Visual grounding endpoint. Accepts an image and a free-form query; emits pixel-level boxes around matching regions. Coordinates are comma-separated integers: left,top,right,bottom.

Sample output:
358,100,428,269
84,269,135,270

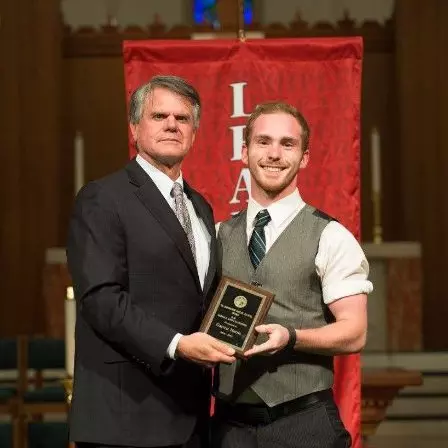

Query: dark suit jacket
66,158,218,447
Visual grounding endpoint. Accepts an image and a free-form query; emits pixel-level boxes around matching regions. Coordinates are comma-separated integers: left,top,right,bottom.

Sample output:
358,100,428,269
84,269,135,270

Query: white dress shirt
244,189,372,304
136,155,210,358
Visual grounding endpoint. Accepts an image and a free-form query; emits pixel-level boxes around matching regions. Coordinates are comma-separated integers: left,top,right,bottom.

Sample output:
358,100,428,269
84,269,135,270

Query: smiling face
242,112,309,205
130,87,196,180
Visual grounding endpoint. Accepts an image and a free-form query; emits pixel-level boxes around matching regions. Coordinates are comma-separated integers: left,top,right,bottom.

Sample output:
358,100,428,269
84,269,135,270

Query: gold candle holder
61,377,73,406
372,191,383,244
61,376,75,448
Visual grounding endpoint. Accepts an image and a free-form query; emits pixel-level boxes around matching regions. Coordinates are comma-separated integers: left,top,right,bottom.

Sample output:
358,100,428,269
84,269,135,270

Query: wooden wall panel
60,58,129,242
0,0,61,336
396,0,448,349
360,52,400,242
0,0,22,336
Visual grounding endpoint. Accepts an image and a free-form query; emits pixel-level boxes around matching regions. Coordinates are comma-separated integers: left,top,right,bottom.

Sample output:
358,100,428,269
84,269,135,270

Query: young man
67,75,235,448
214,102,372,447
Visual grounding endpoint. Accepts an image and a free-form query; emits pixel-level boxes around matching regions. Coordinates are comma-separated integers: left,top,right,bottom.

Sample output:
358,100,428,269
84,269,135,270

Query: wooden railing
62,12,394,58
362,368,423,438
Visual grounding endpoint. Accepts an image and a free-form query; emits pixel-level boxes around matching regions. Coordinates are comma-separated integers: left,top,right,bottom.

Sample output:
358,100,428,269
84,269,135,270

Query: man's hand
176,333,236,368
244,324,291,357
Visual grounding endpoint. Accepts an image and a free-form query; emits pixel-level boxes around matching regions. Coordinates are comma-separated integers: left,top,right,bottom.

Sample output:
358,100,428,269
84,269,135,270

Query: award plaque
200,276,274,357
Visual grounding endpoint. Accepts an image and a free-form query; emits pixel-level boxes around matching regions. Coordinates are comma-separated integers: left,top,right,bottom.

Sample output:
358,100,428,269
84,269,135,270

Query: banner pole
237,0,245,41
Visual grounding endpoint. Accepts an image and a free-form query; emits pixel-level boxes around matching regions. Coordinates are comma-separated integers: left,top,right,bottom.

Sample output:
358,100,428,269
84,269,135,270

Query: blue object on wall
193,1,253,26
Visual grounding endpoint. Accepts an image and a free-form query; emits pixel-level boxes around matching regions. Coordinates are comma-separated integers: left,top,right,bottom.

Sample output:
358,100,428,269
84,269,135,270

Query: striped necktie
248,209,271,269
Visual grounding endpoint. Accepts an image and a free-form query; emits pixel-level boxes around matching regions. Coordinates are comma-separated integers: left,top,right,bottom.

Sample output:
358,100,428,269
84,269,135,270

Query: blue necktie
248,209,271,269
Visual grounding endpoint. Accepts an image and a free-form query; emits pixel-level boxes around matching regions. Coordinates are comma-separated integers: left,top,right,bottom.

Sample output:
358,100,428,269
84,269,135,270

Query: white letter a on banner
229,168,251,204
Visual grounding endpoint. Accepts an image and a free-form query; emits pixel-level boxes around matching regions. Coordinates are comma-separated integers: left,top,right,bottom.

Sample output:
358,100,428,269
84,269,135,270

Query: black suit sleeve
67,182,176,375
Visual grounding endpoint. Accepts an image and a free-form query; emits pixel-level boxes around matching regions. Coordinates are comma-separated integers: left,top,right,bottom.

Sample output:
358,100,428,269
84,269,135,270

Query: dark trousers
212,390,351,448
76,430,205,448
76,435,202,448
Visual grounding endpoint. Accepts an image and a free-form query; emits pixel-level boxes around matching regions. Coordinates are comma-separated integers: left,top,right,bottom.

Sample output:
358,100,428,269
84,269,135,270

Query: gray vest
218,204,334,406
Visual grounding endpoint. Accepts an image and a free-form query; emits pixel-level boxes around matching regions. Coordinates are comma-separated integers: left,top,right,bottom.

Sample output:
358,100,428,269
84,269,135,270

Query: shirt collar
246,189,305,232
136,154,183,202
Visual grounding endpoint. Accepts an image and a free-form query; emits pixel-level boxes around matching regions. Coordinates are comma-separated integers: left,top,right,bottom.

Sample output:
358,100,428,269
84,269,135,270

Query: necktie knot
171,182,183,200
249,209,271,269
254,209,271,229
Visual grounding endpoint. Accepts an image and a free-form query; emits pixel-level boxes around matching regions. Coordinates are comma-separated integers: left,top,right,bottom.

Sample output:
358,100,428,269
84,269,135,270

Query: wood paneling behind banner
60,58,130,238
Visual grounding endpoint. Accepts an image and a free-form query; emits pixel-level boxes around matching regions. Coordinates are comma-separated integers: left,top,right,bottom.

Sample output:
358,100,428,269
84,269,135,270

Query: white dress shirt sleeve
166,333,183,359
316,221,373,304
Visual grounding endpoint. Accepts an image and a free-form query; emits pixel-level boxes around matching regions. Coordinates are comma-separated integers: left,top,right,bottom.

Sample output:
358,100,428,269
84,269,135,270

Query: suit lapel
184,182,217,297
203,236,217,296
126,159,201,292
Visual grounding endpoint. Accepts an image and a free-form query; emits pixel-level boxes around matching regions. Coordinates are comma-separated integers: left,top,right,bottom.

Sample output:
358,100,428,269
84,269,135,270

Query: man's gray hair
128,75,201,129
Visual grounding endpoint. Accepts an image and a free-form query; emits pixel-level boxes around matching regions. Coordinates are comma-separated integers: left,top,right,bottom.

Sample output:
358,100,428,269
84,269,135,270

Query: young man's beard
252,164,299,197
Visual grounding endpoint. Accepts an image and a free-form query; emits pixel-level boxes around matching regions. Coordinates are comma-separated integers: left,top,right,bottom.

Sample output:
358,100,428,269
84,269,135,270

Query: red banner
124,37,363,447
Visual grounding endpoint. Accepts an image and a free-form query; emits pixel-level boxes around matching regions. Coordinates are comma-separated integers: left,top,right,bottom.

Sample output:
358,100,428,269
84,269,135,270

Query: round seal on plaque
234,295,247,309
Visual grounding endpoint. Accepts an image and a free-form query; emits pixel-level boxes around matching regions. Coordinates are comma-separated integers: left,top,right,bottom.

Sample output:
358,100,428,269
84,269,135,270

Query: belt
215,389,332,426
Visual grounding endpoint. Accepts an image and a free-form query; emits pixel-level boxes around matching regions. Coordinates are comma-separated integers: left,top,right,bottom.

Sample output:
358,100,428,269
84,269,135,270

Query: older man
67,75,235,448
